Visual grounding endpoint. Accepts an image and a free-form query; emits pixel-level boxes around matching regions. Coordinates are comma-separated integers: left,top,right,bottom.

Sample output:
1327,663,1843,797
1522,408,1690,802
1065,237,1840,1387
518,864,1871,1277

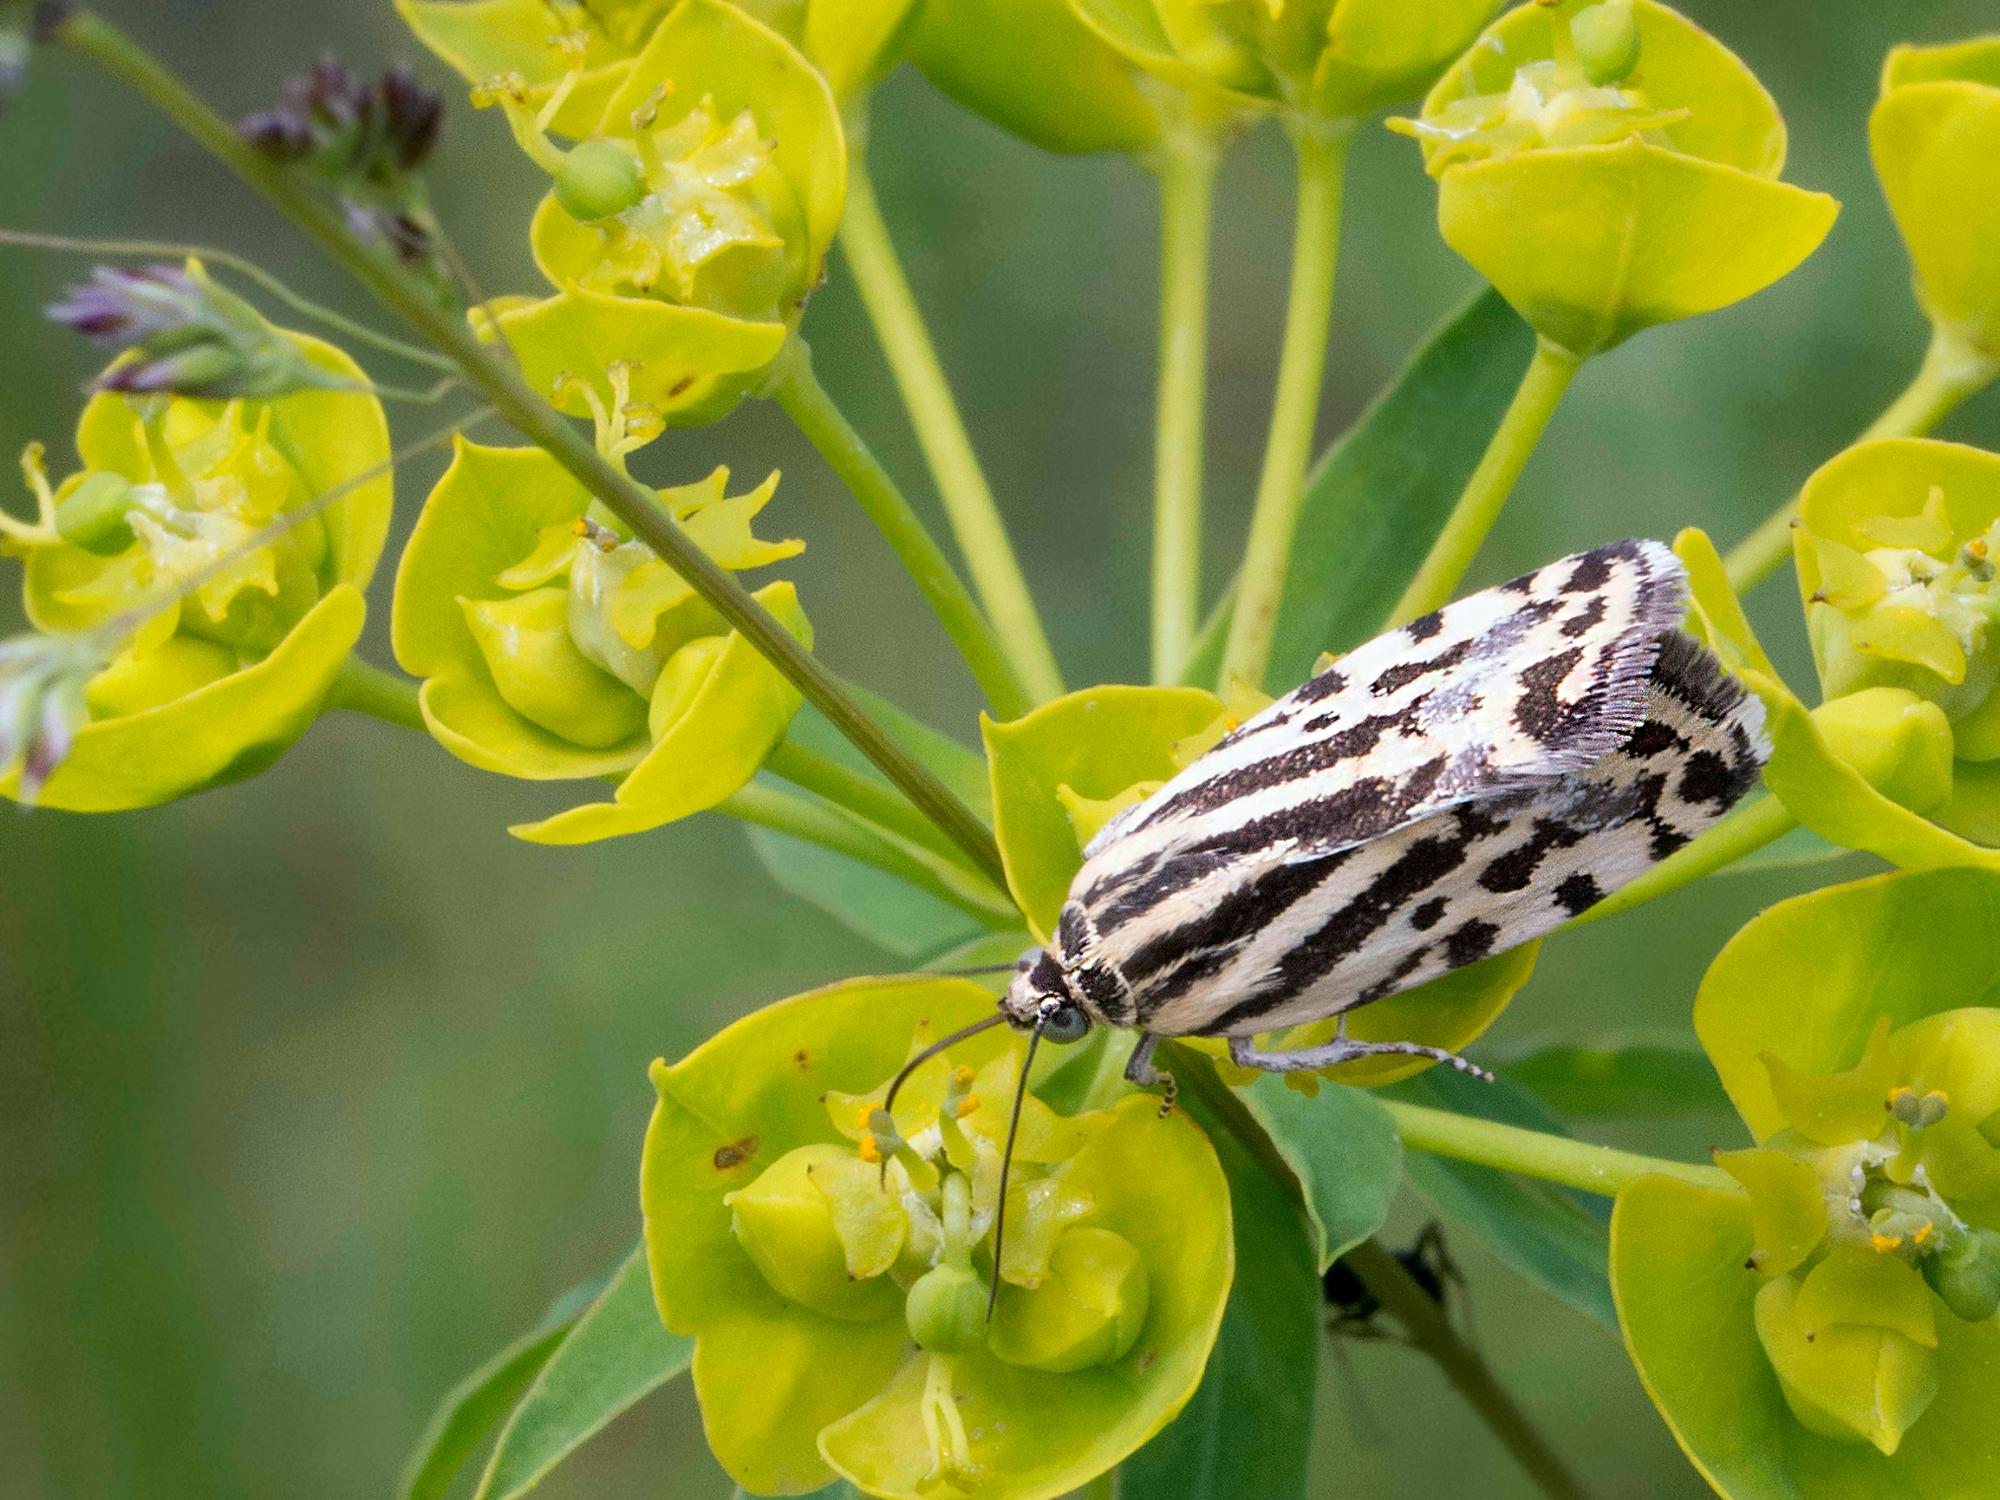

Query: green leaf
747,825,987,959
1192,287,1535,690
397,1272,611,1500
1239,1074,1402,1271
1390,1067,1616,1332
474,1248,692,1500
1494,1038,1735,1118
1122,1074,1318,1500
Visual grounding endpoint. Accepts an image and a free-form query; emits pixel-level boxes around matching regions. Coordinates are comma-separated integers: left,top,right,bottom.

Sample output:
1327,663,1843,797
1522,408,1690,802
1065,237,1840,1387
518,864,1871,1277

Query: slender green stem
51,10,1008,890
326,657,425,731
1147,131,1220,682
1390,337,1582,626
1723,325,2000,594
765,340,1034,722
1222,120,1353,691
719,781,1018,930
0,226,458,371
1343,1239,1593,1500
1567,793,1798,929
764,738,984,877
837,139,1064,704
1380,1097,1734,1197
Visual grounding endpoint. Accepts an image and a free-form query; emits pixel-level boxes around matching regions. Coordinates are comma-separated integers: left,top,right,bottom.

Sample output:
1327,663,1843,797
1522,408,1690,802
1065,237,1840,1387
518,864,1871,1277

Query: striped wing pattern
1059,540,1768,1039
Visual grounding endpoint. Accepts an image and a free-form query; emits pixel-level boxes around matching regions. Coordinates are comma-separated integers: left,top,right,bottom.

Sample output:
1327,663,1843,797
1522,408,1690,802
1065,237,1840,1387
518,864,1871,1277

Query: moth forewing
1048,539,1768,1055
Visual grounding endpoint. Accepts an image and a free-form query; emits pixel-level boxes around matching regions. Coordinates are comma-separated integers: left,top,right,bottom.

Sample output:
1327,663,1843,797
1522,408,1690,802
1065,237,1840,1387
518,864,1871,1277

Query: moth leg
1226,1033,1494,1083
1123,1033,1178,1117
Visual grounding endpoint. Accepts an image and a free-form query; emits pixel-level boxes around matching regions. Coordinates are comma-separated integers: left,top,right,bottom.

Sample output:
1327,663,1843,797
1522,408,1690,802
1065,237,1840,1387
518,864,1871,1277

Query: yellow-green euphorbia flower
1614,868,2000,1491
1393,0,1837,358
0,333,389,810
402,0,909,125
981,682,1537,1088
391,428,808,845
643,975,1232,1498
461,0,843,432
1873,37,2000,374
1071,0,1502,123
1674,523,2000,875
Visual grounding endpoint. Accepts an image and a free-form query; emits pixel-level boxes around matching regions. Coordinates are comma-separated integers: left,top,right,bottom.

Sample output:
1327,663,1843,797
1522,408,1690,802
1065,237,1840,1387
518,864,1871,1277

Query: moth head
999,950,1093,1044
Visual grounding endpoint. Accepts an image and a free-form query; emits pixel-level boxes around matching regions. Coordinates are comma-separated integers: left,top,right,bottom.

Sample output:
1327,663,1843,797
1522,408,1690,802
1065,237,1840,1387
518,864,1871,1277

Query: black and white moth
995,537,1766,1086
889,537,1769,1309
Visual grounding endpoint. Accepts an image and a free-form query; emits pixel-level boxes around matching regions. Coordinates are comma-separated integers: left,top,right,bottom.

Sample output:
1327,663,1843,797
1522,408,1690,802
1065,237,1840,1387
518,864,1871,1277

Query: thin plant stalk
764,340,1035,722
1390,337,1582,626
49,8,1008,890
719,780,1018,930
1343,1240,1593,1500
1379,1097,1734,1197
1147,130,1220,682
764,737,986,877
838,139,1064,704
327,657,425,731
1723,325,2000,593
1221,120,1354,691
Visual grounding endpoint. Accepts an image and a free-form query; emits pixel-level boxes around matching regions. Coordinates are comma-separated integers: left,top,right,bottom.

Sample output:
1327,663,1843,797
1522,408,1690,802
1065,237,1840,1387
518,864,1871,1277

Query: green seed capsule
554,140,646,222
905,1262,989,1354
1572,0,1642,86
55,473,138,555
1921,1227,2000,1323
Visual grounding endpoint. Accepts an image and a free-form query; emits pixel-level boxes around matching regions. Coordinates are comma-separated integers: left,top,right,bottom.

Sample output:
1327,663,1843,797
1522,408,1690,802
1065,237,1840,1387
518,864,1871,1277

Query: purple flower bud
300,52,368,129
47,264,201,345
380,62,442,172
240,106,314,160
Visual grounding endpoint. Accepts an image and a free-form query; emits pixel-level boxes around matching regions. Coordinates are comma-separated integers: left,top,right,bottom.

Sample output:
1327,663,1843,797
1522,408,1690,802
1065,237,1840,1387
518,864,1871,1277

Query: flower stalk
1380,1097,1734,1198
1147,129,1220,683
1391,337,1582,625
1222,119,1353,691
762,338,1035,721
1724,325,2000,594
47,6,1009,891
838,135,1065,706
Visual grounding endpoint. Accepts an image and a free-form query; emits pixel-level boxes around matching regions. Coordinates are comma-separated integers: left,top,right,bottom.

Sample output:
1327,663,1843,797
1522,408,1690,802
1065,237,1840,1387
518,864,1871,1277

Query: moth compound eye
1042,1003,1091,1045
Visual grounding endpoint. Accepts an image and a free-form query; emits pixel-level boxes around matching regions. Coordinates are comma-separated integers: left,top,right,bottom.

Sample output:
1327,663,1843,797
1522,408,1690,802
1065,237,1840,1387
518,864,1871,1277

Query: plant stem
1390,337,1582,626
51,9,1009,891
1221,120,1353,691
1723,325,2000,594
1343,1240,1593,1500
326,656,425,731
1567,793,1798,929
764,737,984,877
1146,130,1220,682
765,340,1034,722
0,227,457,371
1379,1098,1734,1197
719,780,1018,929
837,140,1064,704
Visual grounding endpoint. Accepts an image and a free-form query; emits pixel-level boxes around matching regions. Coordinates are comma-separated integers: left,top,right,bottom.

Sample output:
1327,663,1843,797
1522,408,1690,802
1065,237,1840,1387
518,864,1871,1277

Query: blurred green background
3,2,1997,1495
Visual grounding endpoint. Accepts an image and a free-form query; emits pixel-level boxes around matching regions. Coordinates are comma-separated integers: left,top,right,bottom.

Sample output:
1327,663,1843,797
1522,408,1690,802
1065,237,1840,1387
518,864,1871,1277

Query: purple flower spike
47,264,200,345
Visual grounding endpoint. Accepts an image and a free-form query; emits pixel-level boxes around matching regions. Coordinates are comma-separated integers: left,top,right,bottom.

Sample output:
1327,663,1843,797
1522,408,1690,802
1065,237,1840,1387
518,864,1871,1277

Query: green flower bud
904,1262,989,1354
725,1143,902,1323
1920,1225,2000,1322
1570,0,1640,86
552,139,645,222
54,472,137,555
459,588,648,749
987,1226,1150,1373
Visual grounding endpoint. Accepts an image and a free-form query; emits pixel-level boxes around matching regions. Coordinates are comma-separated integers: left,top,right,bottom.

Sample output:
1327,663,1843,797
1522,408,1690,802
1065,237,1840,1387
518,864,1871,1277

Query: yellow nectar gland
1872,1232,1906,1254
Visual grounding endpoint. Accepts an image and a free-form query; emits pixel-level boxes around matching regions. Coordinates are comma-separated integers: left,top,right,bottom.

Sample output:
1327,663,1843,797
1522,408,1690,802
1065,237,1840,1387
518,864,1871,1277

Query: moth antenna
929,961,1028,978
880,1012,1007,1117
985,1018,1044,1321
